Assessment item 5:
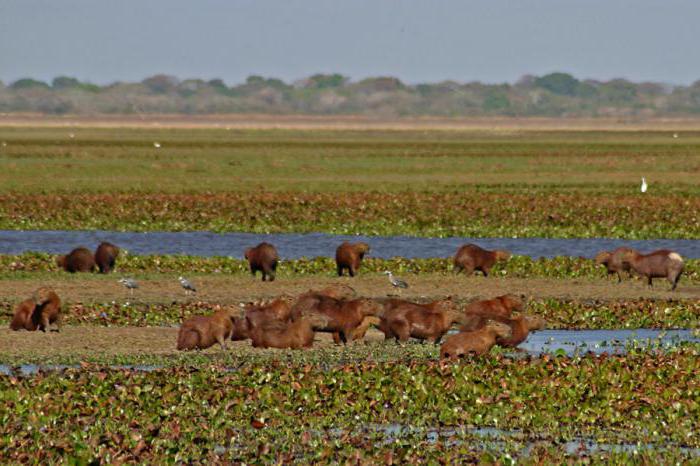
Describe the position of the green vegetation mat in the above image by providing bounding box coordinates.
[1,350,698,463]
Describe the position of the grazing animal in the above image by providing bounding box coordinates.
[463,294,524,320]
[332,316,381,344]
[622,249,684,290]
[94,241,120,274]
[335,241,370,277]
[440,321,512,359]
[594,247,636,283]
[249,316,325,349]
[56,247,96,273]
[379,298,463,343]
[245,242,279,282]
[453,244,510,276]
[177,308,239,350]
[460,314,546,348]
[300,297,384,344]
[10,287,61,332]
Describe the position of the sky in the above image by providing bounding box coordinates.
[1,0,699,86]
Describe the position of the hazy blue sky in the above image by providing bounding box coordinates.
[1,0,699,85]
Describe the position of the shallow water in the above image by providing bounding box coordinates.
[1,230,699,259]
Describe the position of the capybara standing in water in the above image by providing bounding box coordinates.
[463,294,524,320]
[594,247,636,283]
[94,241,120,274]
[335,242,370,277]
[244,242,279,282]
[440,321,512,359]
[453,244,510,277]
[622,249,685,290]
[56,247,96,273]
[177,307,239,350]
[10,287,61,332]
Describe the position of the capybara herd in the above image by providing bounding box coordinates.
[56,242,120,274]
[595,247,685,290]
[10,287,61,332]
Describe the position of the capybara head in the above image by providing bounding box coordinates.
[500,293,524,312]
[523,314,547,331]
[244,248,253,261]
[594,251,611,265]
[494,250,511,262]
[55,255,66,269]
[355,242,370,255]
[305,312,330,330]
[318,284,357,300]
[355,299,384,317]
[32,287,56,305]
[486,320,513,339]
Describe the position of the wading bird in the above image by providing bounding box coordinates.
[383,271,408,294]
[178,276,197,295]
[118,278,139,295]
[641,177,648,193]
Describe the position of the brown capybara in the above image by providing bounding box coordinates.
[453,244,510,277]
[332,316,381,344]
[622,249,685,290]
[230,316,250,341]
[249,317,320,349]
[460,314,547,348]
[335,241,370,277]
[177,308,239,350]
[463,294,524,320]
[94,241,120,274]
[440,321,512,359]
[290,285,358,321]
[301,297,384,344]
[56,247,96,273]
[10,287,61,332]
[244,242,279,282]
[594,247,636,283]
[379,298,464,344]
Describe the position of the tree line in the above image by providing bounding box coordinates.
[1,72,699,117]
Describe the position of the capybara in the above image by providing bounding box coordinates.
[622,249,685,290]
[300,297,384,344]
[249,317,319,349]
[461,314,547,348]
[379,298,464,344]
[594,247,636,283]
[177,307,239,350]
[290,285,358,321]
[244,242,279,282]
[10,287,61,332]
[440,321,512,359]
[332,316,381,344]
[335,242,370,277]
[453,244,510,277]
[463,294,524,320]
[56,247,96,273]
[94,241,120,274]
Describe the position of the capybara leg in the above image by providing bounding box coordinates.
[481,266,490,277]
[217,335,227,350]
[453,265,463,274]
[348,267,355,277]
[40,314,50,333]
[53,314,62,332]
[337,265,344,277]
[332,332,342,344]
[648,276,653,288]
[671,274,680,291]
[617,272,622,283]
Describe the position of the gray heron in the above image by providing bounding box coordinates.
[179,276,197,295]
[118,278,139,295]
[383,271,408,293]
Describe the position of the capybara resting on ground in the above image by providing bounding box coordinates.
[453,244,510,277]
[94,241,120,274]
[622,249,684,290]
[244,242,279,282]
[300,297,383,344]
[440,321,512,359]
[335,242,370,277]
[10,287,61,332]
[463,294,524,320]
[231,299,294,340]
[379,298,464,344]
[56,247,96,273]
[460,314,547,348]
[177,307,239,350]
[594,247,636,283]
[249,317,324,349]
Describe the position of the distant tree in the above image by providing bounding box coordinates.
[52,76,100,92]
[535,72,580,96]
[599,79,637,103]
[483,87,511,111]
[11,78,50,90]
[354,77,405,93]
[305,74,348,89]
[142,74,179,94]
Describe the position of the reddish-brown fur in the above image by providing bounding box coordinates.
[244,242,279,282]
[594,247,636,283]
[94,241,120,274]
[453,244,510,277]
[463,294,524,320]
[56,247,96,273]
[440,321,512,359]
[379,298,464,343]
[9,288,61,332]
[177,308,238,350]
[300,297,383,344]
[249,318,316,349]
[332,316,381,344]
[622,249,684,290]
[335,242,370,277]
[461,314,547,347]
